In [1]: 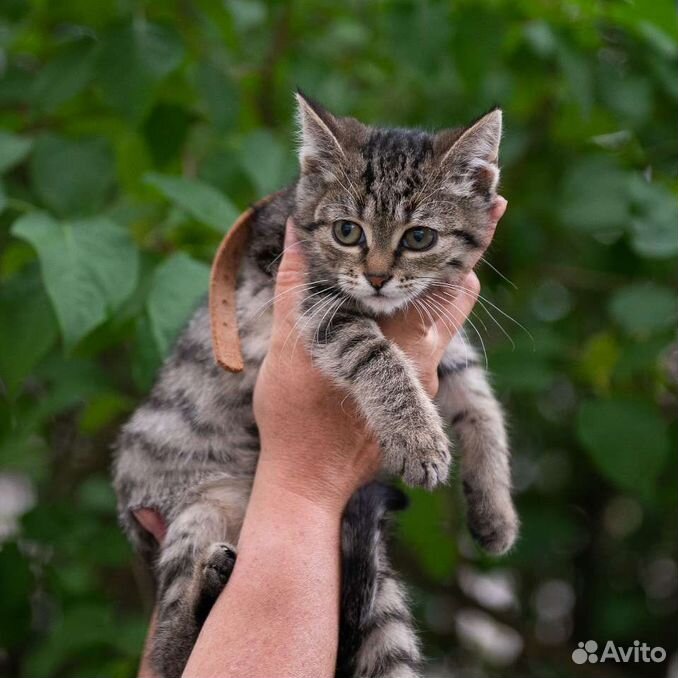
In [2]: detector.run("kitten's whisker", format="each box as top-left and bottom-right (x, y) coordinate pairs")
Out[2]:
(283, 292), (337, 354)
(436, 283), (533, 348)
(414, 298), (444, 356)
(436, 288), (515, 350)
(411, 165), (444, 207)
(337, 165), (364, 204)
(265, 238), (312, 272)
(329, 167), (362, 205)
(407, 297), (428, 332)
(474, 300), (513, 348)
(430, 290), (489, 335)
(414, 182), (447, 210)
(295, 292), (345, 357)
(298, 292), (339, 339)
(322, 296), (347, 346)
(248, 280), (331, 323)
(425, 293), (488, 369)
(458, 326), (472, 369)
(414, 297), (439, 336)
(310, 294), (343, 348)
(474, 308), (489, 334)
(478, 256), (518, 290)
(433, 285), (508, 347)
(418, 276), (530, 345)
(423, 295), (464, 340)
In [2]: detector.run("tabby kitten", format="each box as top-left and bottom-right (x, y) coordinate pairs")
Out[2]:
(113, 92), (518, 678)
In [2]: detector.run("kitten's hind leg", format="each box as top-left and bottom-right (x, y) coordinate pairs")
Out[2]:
(436, 337), (519, 555)
(338, 483), (422, 678)
(151, 498), (238, 678)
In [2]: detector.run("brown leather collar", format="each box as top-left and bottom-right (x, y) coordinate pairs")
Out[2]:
(209, 193), (279, 373)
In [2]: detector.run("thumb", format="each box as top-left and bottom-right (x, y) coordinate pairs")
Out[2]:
(272, 218), (307, 328)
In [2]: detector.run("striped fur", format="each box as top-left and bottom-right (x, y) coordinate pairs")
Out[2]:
(113, 94), (517, 678)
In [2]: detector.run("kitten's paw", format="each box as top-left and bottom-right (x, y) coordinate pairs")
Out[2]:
(200, 542), (237, 599)
(384, 426), (451, 490)
(463, 482), (519, 555)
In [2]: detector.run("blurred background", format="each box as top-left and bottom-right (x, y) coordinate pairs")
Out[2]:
(0, 1), (676, 677)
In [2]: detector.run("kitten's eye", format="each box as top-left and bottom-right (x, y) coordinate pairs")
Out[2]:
(402, 227), (437, 251)
(332, 220), (364, 246)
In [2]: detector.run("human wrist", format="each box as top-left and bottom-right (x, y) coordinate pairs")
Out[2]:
(253, 446), (352, 517)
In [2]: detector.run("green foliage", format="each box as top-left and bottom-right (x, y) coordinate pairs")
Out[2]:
(0, 1), (676, 677)
(577, 398), (671, 494)
(29, 135), (116, 217)
(145, 173), (239, 233)
(146, 253), (210, 356)
(12, 213), (139, 350)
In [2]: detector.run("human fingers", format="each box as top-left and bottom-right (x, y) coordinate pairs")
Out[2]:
(427, 272), (480, 358)
(270, 218), (308, 334)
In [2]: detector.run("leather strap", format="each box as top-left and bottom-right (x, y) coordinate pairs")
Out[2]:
(209, 193), (280, 373)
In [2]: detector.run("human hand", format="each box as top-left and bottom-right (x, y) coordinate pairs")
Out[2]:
(135, 198), (507, 529)
(252, 198), (506, 513)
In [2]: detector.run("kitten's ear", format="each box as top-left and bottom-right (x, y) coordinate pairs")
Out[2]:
(437, 109), (502, 198)
(295, 90), (346, 174)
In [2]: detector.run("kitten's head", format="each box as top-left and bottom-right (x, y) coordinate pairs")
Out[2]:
(293, 91), (502, 315)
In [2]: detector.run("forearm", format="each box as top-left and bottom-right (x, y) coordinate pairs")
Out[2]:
(182, 453), (344, 678)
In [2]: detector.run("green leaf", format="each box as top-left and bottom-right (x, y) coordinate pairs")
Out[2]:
(557, 44), (594, 115)
(145, 172), (239, 232)
(23, 603), (116, 678)
(628, 177), (678, 259)
(146, 253), (210, 356)
(560, 157), (630, 233)
(240, 130), (291, 195)
(32, 40), (96, 112)
(132, 314), (163, 391)
(577, 398), (670, 494)
(77, 476), (118, 514)
(196, 61), (240, 131)
(609, 283), (676, 338)
(0, 543), (33, 649)
(0, 131), (32, 173)
(29, 134), (115, 217)
(143, 104), (192, 167)
(97, 20), (184, 120)
(11, 212), (139, 350)
(398, 488), (457, 580)
(0, 266), (58, 396)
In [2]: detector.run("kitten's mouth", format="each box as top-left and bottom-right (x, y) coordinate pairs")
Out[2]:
(336, 275), (419, 315)
(356, 291), (410, 315)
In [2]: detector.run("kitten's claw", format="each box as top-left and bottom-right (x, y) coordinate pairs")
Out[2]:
(384, 426), (451, 490)
(200, 542), (237, 597)
(402, 455), (450, 490)
(193, 542), (237, 625)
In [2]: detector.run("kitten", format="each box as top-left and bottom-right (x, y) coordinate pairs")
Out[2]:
(113, 92), (519, 678)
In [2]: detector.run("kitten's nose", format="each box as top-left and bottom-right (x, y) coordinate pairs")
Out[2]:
(364, 273), (392, 290)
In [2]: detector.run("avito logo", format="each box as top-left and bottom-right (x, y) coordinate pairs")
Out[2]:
(572, 640), (666, 665)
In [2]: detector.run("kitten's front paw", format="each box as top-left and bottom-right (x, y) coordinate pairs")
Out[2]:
(463, 483), (519, 555)
(383, 425), (451, 490)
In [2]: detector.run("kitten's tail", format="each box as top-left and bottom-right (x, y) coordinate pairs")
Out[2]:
(338, 481), (422, 678)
